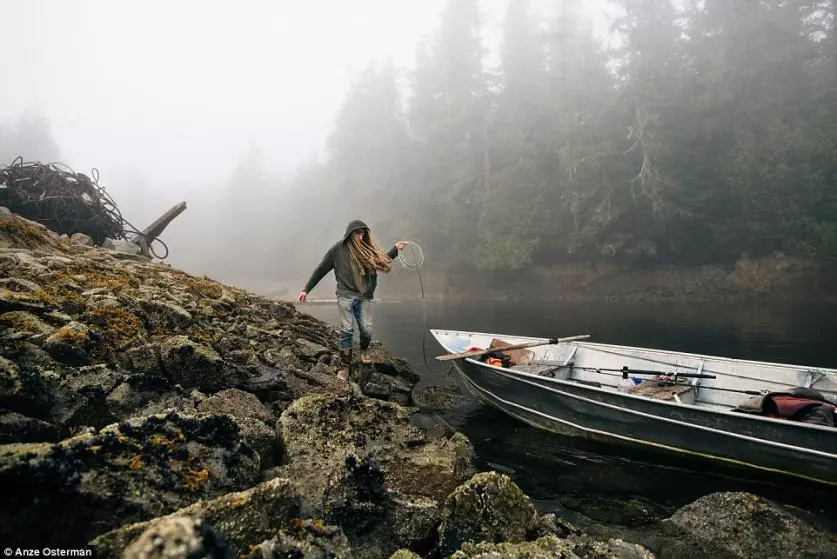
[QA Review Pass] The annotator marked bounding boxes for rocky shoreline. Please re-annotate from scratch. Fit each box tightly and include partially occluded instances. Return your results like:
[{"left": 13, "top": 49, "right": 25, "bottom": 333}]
[{"left": 2, "top": 207, "right": 835, "bottom": 558}]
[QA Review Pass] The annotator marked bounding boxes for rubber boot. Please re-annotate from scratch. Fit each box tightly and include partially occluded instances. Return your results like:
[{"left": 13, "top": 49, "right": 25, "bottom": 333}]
[
  {"left": 338, "top": 348, "right": 352, "bottom": 381},
  {"left": 359, "top": 336, "right": 372, "bottom": 364}
]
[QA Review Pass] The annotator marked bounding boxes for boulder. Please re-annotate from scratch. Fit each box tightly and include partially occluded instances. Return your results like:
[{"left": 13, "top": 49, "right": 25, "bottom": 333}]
[
  {"left": 159, "top": 335, "right": 239, "bottom": 392},
  {"left": 242, "top": 520, "right": 353, "bottom": 558},
  {"left": 413, "top": 383, "right": 469, "bottom": 411},
  {"left": 0, "top": 410, "right": 60, "bottom": 443},
  {"left": 451, "top": 534, "right": 655, "bottom": 558},
  {"left": 43, "top": 321, "right": 97, "bottom": 365},
  {"left": 70, "top": 233, "right": 95, "bottom": 247},
  {"left": 437, "top": 472, "right": 539, "bottom": 557},
  {"left": 352, "top": 343, "right": 421, "bottom": 406},
  {"left": 275, "top": 393, "right": 475, "bottom": 517},
  {"left": 196, "top": 388, "right": 275, "bottom": 425},
  {"left": 121, "top": 517, "right": 234, "bottom": 559},
  {"left": 0, "top": 410, "right": 260, "bottom": 549},
  {"left": 91, "top": 477, "right": 300, "bottom": 558},
  {"left": 665, "top": 492, "right": 837, "bottom": 559}
]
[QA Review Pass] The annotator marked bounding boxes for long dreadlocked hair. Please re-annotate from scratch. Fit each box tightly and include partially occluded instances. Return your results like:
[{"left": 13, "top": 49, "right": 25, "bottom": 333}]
[{"left": 348, "top": 230, "right": 393, "bottom": 275}]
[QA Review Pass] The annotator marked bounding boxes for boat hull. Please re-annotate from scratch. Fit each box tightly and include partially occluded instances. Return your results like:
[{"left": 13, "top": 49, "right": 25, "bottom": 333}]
[{"left": 454, "top": 358, "right": 837, "bottom": 487}]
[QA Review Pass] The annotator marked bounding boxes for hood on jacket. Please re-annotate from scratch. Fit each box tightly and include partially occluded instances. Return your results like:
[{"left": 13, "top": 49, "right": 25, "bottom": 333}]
[{"left": 343, "top": 220, "right": 369, "bottom": 243}]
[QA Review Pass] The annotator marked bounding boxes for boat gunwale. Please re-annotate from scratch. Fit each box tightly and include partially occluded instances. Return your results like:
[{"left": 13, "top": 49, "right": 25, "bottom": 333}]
[
  {"left": 430, "top": 328, "right": 837, "bottom": 375},
  {"left": 430, "top": 329, "right": 837, "bottom": 436}
]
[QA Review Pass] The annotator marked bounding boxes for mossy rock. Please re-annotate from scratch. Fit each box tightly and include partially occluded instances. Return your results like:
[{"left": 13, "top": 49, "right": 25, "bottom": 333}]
[{"left": 437, "top": 471, "right": 539, "bottom": 557}]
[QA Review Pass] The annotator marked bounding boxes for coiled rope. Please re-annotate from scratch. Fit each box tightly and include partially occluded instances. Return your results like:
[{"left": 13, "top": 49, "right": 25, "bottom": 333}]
[
  {"left": 397, "top": 240, "right": 424, "bottom": 271},
  {"left": 396, "top": 241, "right": 455, "bottom": 379}
]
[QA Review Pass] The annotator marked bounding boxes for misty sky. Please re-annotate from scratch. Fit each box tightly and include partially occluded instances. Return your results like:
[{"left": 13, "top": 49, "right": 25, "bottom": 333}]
[{"left": 2, "top": 0, "right": 615, "bottom": 190}]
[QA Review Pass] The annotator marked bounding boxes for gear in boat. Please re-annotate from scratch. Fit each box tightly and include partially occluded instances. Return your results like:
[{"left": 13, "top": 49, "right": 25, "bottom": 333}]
[{"left": 467, "top": 337, "right": 837, "bottom": 428}]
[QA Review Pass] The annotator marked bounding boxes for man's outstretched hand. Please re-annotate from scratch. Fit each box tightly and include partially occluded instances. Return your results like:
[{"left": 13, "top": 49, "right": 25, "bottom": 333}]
[
  {"left": 297, "top": 291, "right": 308, "bottom": 303},
  {"left": 395, "top": 241, "right": 407, "bottom": 250}
]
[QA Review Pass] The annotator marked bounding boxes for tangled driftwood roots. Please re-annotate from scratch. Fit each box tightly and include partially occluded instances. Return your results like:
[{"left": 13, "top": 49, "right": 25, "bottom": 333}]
[
  {"left": 0, "top": 158, "right": 126, "bottom": 245},
  {"left": 0, "top": 158, "right": 183, "bottom": 259}
]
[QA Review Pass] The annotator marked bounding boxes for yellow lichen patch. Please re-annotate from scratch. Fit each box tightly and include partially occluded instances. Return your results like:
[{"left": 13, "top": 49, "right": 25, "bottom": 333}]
[
  {"left": 0, "top": 311, "right": 53, "bottom": 335},
  {"left": 52, "top": 269, "right": 136, "bottom": 291},
  {"left": 182, "top": 465, "right": 211, "bottom": 491},
  {"left": 150, "top": 434, "right": 175, "bottom": 450},
  {"left": 52, "top": 324, "right": 89, "bottom": 344},
  {"left": 187, "top": 328, "right": 217, "bottom": 346},
  {"left": 176, "top": 272, "right": 224, "bottom": 300},
  {"left": 128, "top": 455, "right": 143, "bottom": 471},
  {"left": 30, "top": 289, "right": 58, "bottom": 308},
  {"left": 0, "top": 215, "right": 59, "bottom": 248},
  {"left": 88, "top": 445, "right": 102, "bottom": 455},
  {"left": 84, "top": 305, "right": 145, "bottom": 350}
]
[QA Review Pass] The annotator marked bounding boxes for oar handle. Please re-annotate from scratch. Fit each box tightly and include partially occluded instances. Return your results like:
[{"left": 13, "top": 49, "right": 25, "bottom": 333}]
[{"left": 435, "top": 334, "right": 590, "bottom": 361}]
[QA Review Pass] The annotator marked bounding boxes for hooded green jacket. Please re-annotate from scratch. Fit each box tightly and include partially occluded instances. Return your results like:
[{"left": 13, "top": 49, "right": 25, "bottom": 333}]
[{"left": 303, "top": 220, "right": 398, "bottom": 300}]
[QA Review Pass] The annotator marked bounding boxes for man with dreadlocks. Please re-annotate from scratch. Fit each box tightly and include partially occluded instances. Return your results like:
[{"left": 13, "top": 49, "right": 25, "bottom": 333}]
[{"left": 299, "top": 220, "right": 407, "bottom": 381}]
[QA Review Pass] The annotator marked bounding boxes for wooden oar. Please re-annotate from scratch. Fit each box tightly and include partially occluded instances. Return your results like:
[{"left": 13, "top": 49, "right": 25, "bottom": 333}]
[{"left": 435, "top": 335, "right": 591, "bottom": 361}]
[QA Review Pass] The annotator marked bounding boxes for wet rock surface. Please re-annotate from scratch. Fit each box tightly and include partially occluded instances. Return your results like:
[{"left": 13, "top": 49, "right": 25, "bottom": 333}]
[
  {"left": 664, "top": 492, "right": 837, "bottom": 558},
  {"left": 0, "top": 410, "right": 260, "bottom": 548},
  {"left": 437, "top": 472, "right": 540, "bottom": 556},
  {"left": 2, "top": 208, "right": 834, "bottom": 558}
]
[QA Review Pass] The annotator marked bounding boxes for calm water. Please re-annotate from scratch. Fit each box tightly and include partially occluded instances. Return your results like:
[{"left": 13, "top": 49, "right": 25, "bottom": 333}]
[{"left": 299, "top": 299, "right": 837, "bottom": 527}]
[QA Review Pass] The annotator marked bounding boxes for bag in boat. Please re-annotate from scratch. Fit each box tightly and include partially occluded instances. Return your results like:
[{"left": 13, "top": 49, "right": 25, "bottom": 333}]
[
  {"left": 734, "top": 387, "right": 836, "bottom": 427},
  {"left": 479, "top": 351, "right": 513, "bottom": 368}
]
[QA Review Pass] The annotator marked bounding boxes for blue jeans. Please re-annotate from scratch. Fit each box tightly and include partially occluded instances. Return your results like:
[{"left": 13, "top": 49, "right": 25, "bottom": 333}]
[{"left": 338, "top": 296, "right": 372, "bottom": 350}]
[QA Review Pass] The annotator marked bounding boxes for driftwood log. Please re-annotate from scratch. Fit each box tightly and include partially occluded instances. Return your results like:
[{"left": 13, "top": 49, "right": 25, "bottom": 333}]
[{"left": 130, "top": 201, "right": 187, "bottom": 258}]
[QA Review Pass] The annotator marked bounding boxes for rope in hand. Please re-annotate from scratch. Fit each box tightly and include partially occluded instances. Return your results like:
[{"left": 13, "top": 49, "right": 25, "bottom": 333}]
[{"left": 396, "top": 241, "right": 455, "bottom": 379}]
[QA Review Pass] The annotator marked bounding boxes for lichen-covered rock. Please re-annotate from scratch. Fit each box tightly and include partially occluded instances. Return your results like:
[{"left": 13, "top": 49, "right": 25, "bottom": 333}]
[
  {"left": 451, "top": 533, "right": 655, "bottom": 559},
  {"left": 70, "top": 233, "right": 95, "bottom": 247},
  {"left": 352, "top": 342, "right": 420, "bottom": 405},
  {"left": 0, "top": 410, "right": 260, "bottom": 549},
  {"left": 138, "top": 299, "right": 193, "bottom": 330},
  {"left": 243, "top": 519, "right": 354, "bottom": 558},
  {"left": 389, "top": 551, "right": 421, "bottom": 559},
  {"left": 105, "top": 375, "right": 197, "bottom": 421},
  {"left": 408, "top": 412, "right": 456, "bottom": 440},
  {"left": 451, "top": 534, "right": 578, "bottom": 558},
  {"left": 437, "top": 472, "right": 539, "bottom": 557},
  {"left": 0, "top": 410, "right": 60, "bottom": 443},
  {"left": 234, "top": 417, "right": 278, "bottom": 470},
  {"left": 0, "top": 349, "right": 52, "bottom": 419},
  {"left": 47, "top": 364, "right": 123, "bottom": 430},
  {"left": 196, "top": 387, "right": 275, "bottom": 425},
  {"left": 121, "top": 517, "right": 234, "bottom": 559},
  {"left": 126, "top": 344, "right": 162, "bottom": 376},
  {"left": 159, "top": 335, "right": 238, "bottom": 392},
  {"left": 413, "top": 383, "right": 469, "bottom": 411},
  {"left": 275, "top": 393, "right": 475, "bottom": 518},
  {"left": 665, "top": 492, "right": 837, "bottom": 559},
  {"left": 0, "top": 310, "right": 56, "bottom": 341},
  {"left": 91, "top": 477, "right": 300, "bottom": 558},
  {"left": 324, "top": 454, "right": 390, "bottom": 536},
  {"left": 43, "top": 321, "right": 96, "bottom": 365}
]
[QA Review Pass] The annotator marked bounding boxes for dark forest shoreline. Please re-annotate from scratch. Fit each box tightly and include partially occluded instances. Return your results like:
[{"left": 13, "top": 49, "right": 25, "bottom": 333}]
[{"left": 263, "top": 254, "right": 837, "bottom": 304}]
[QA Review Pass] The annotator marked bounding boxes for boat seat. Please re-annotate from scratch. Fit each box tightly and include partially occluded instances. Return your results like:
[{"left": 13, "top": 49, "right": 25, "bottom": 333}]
[
  {"left": 627, "top": 381, "right": 696, "bottom": 405},
  {"left": 489, "top": 338, "right": 536, "bottom": 365}
]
